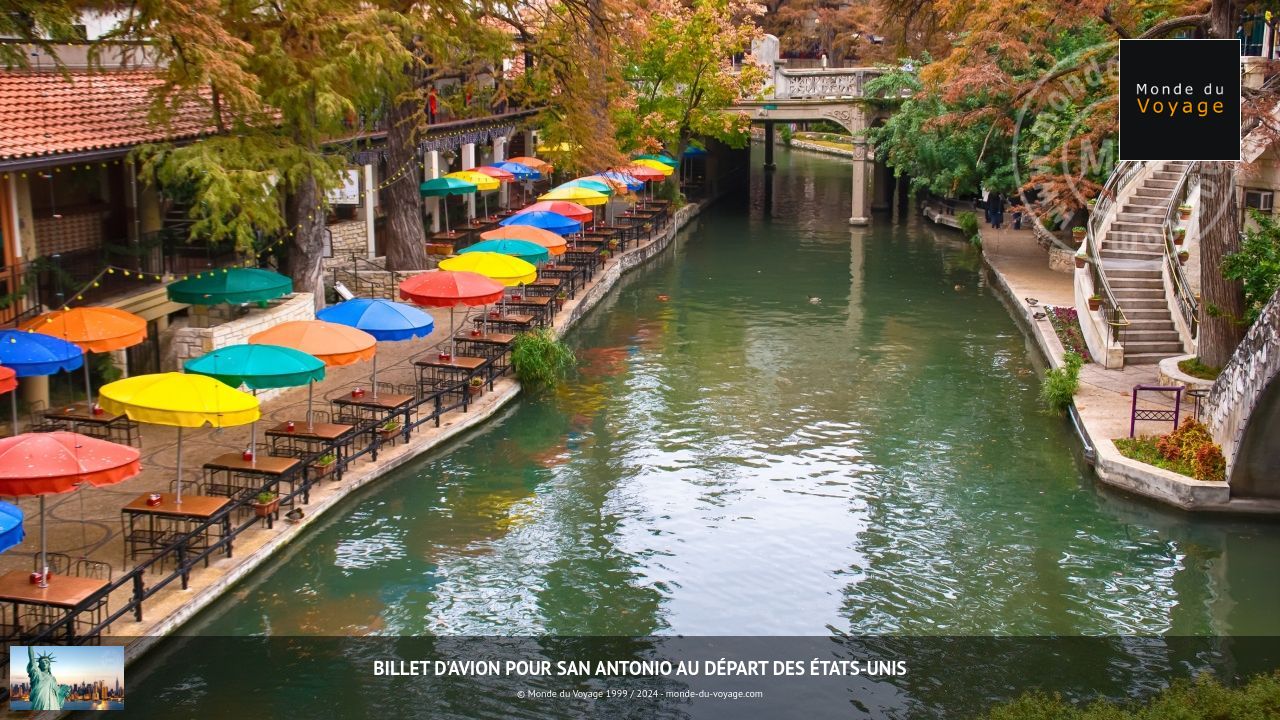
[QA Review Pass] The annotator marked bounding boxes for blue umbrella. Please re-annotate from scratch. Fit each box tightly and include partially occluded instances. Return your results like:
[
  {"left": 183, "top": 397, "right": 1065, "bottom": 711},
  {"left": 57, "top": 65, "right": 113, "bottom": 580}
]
[
  {"left": 317, "top": 299, "right": 435, "bottom": 398},
  {"left": 0, "top": 330, "right": 85, "bottom": 435},
  {"left": 602, "top": 171, "right": 645, "bottom": 191},
  {"left": 460, "top": 239, "right": 551, "bottom": 265},
  {"left": 493, "top": 161, "right": 541, "bottom": 181},
  {"left": 682, "top": 145, "right": 707, "bottom": 157},
  {"left": 500, "top": 211, "right": 583, "bottom": 236},
  {"left": 0, "top": 501, "right": 24, "bottom": 554}
]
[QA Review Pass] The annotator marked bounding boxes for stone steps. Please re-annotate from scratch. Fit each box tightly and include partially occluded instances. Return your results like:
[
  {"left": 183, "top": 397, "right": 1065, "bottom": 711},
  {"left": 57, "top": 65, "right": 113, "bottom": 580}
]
[{"left": 1101, "top": 248, "right": 1163, "bottom": 262}]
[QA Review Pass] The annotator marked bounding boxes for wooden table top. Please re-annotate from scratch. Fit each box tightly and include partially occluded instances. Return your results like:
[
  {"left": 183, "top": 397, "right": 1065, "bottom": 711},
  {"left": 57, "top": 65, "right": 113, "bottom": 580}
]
[
  {"left": 582, "top": 229, "right": 618, "bottom": 238},
  {"left": 265, "top": 421, "right": 354, "bottom": 441},
  {"left": 331, "top": 393, "right": 415, "bottom": 410},
  {"left": 203, "top": 452, "right": 301, "bottom": 475},
  {"left": 43, "top": 402, "right": 123, "bottom": 424},
  {"left": 530, "top": 278, "right": 562, "bottom": 287},
  {"left": 455, "top": 331, "right": 515, "bottom": 345},
  {"left": 539, "top": 265, "right": 579, "bottom": 274},
  {"left": 121, "top": 492, "right": 230, "bottom": 520},
  {"left": 0, "top": 570, "right": 109, "bottom": 609},
  {"left": 415, "top": 354, "right": 488, "bottom": 371},
  {"left": 429, "top": 230, "right": 467, "bottom": 242},
  {"left": 473, "top": 313, "right": 534, "bottom": 324},
  {"left": 505, "top": 295, "right": 552, "bottom": 306}
]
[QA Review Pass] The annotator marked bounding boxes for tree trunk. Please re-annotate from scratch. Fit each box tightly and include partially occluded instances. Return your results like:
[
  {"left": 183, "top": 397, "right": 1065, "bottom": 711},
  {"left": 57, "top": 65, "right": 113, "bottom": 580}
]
[
  {"left": 382, "top": 90, "right": 428, "bottom": 271},
  {"left": 1197, "top": 161, "right": 1247, "bottom": 367},
  {"left": 286, "top": 174, "right": 327, "bottom": 312},
  {"left": 1207, "top": 0, "right": 1239, "bottom": 40}
]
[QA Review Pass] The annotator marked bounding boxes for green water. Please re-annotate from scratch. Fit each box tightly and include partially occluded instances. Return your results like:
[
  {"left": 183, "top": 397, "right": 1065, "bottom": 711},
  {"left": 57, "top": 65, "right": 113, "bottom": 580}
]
[
  {"left": 192, "top": 150, "right": 1280, "bottom": 637},
  {"left": 124, "top": 150, "right": 1280, "bottom": 717}
]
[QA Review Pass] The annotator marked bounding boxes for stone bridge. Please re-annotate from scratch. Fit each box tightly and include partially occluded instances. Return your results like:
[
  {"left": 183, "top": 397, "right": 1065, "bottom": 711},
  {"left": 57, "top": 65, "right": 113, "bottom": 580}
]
[
  {"left": 732, "top": 39, "right": 899, "bottom": 224},
  {"left": 1205, "top": 287, "right": 1280, "bottom": 498}
]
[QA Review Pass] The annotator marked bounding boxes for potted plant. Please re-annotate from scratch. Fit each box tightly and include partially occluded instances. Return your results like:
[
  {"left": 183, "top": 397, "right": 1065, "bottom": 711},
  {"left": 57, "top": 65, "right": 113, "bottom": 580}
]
[
  {"left": 468, "top": 376, "right": 485, "bottom": 397},
  {"left": 599, "top": 250, "right": 612, "bottom": 260},
  {"left": 1071, "top": 226, "right": 1086, "bottom": 241},
  {"left": 251, "top": 491, "right": 279, "bottom": 519},
  {"left": 1088, "top": 294, "right": 1102, "bottom": 311},
  {"left": 1178, "top": 204, "right": 1192, "bottom": 220},
  {"left": 608, "top": 239, "right": 620, "bottom": 250},
  {"left": 376, "top": 419, "right": 401, "bottom": 440},
  {"left": 1177, "top": 249, "right": 1190, "bottom": 264},
  {"left": 311, "top": 451, "right": 337, "bottom": 478},
  {"left": 1086, "top": 198, "right": 1097, "bottom": 209},
  {"left": 1173, "top": 227, "right": 1186, "bottom": 245},
  {"left": 556, "top": 290, "right": 568, "bottom": 302},
  {"left": 1074, "top": 252, "right": 1088, "bottom": 269}
]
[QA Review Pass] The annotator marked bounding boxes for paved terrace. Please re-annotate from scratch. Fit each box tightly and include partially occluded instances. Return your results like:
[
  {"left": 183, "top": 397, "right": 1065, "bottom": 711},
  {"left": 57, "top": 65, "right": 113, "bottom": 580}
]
[{"left": 0, "top": 204, "right": 694, "bottom": 661}]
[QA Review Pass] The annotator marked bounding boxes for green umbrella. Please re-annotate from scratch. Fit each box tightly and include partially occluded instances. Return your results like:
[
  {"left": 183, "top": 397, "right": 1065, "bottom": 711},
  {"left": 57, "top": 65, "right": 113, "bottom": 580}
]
[
  {"left": 420, "top": 177, "right": 478, "bottom": 234},
  {"left": 459, "top": 239, "right": 550, "bottom": 265},
  {"left": 184, "top": 343, "right": 326, "bottom": 463},
  {"left": 167, "top": 268, "right": 293, "bottom": 306},
  {"left": 634, "top": 153, "right": 678, "bottom": 167}
]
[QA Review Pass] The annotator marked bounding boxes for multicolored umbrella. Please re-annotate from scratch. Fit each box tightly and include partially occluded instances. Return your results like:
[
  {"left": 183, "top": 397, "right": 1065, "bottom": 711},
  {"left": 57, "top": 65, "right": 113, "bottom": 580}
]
[
  {"left": 249, "top": 320, "right": 377, "bottom": 426},
  {"left": 445, "top": 171, "right": 501, "bottom": 218},
  {"left": 99, "top": 372, "right": 258, "bottom": 503},
  {"left": 616, "top": 164, "right": 666, "bottom": 182},
  {"left": 399, "top": 271, "right": 505, "bottom": 355},
  {"left": 460, "top": 239, "right": 550, "bottom": 265},
  {"left": 481, "top": 226, "right": 568, "bottom": 256},
  {"left": 514, "top": 201, "right": 593, "bottom": 224},
  {"left": 419, "top": 176, "right": 478, "bottom": 234},
  {"left": 23, "top": 306, "right": 148, "bottom": 407},
  {"left": 634, "top": 153, "right": 678, "bottom": 167},
  {"left": 473, "top": 166, "right": 517, "bottom": 182},
  {"left": 0, "top": 431, "right": 141, "bottom": 583},
  {"left": 537, "top": 187, "right": 608, "bottom": 207},
  {"left": 493, "top": 162, "right": 541, "bottom": 181},
  {"left": 633, "top": 158, "right": 675, "bottom": 176},
  {"left": 556, "top": 179, "right": 614, "bottom": 196},
  {"left": 167, "top": 268, "right": 293, "bottom": 306},
  {"left": 602, "top": 170, "right": 645, "bottom": 191},
  {"left": 0, "top": 500, "right": 23, "bottom": 554},
  {"left": 500, "top": 210, "right": 583, "bottom": 236},
  {"left": 507, "top": 157, "right": 552, "bottom": 173},
  {"left": 317, "top": 299, "right": 435, "bottom": 399}
]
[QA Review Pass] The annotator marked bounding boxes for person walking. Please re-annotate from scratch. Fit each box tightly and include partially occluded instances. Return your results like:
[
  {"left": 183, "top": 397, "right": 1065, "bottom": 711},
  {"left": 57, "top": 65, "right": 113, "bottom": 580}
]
[
  {"left": 427, "top": 85, "right": 438, "bottom": 125},
  {"left": 982, "top": 188, "right": 992, "bottom": 225},
  {"left": 990, "top": 192, "right": 1005, "bottom": 230}
]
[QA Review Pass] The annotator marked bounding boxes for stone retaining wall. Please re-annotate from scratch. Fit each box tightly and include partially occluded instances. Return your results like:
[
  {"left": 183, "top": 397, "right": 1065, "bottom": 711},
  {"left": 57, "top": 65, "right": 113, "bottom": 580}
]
[
  {"left": 1205, "top": 288, "right": 1280, "bottom": 479},
  {"left": 322, "top": 220, "right": 368, "bottom": 269}
]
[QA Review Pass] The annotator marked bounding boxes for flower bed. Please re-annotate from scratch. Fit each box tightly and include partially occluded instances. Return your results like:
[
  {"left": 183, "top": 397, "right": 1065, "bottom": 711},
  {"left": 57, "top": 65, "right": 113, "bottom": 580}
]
[
  {"left": 1114, "top": 419, "right": 1226, "bottom": 482},
  {"left": 1045, "top": 305, "right": 1092, "bottom": 362}
]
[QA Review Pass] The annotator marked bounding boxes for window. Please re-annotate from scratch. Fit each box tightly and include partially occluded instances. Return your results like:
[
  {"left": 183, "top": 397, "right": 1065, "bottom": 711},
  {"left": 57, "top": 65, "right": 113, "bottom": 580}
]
[{"left": 1244, "top": 188, "right": 1274, "bottom": 213}]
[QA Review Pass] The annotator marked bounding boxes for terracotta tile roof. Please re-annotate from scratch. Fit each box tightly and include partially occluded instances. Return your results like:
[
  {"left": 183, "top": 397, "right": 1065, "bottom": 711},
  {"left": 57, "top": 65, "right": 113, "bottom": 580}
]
[{"left": 0, "top": 69, "right": 216, "bottom": 162}]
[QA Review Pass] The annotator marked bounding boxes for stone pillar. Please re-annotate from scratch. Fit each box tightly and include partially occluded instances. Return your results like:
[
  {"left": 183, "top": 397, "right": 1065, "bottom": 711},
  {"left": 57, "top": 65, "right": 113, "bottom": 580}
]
[
  {"left": 849, "top": 146, "right": 871, "bottom": 225},
  {"left": 763, "top": 122, "right": 776, "bottom": 171},
  {"left": 362, "top": 163, "right": 376, "bottom": 258},
  {"left": 462, "top": 142, "right": 476, "bottom": 218},
  {"left": 493, "top": 136, "right": 509, "bottom": 209},
  {"left": 426, "top": 151, "right": 441, "bottom": 233}
]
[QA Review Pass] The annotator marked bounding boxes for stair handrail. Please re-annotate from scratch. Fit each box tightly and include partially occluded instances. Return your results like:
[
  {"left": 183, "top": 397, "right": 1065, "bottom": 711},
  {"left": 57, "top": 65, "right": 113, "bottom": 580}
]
[
  {"left": 1161, "top": 164, "right": 1200, "bottom": 339},
  {"left": 1085, "top": 161, "right": 1141, "bottom": 344}
]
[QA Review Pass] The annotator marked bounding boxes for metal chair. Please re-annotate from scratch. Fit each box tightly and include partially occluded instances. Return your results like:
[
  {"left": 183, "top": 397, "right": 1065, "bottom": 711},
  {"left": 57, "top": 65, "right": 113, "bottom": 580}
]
[
  {"left": 32, "top": 551, "right": 72, "bottom": 576},
  {"left": 71, "top": 559, "right": 113, "bottom": 637}
]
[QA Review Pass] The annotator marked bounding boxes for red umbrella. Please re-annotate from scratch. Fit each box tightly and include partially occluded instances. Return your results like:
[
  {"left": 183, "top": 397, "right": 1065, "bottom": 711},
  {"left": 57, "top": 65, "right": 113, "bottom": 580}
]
[
  {"left": 0, "top": 432, "right": 141, "bottom": 586},
  {"left": 513, "top": 201, "right": 593, "bottom": 224},
  {"left": 399, "top": 271, "right": 504, "bottom": 354},
  {"left": 0, "top": 365, "right": 16, "bottom": 438},
  {"left": 473, "top": 166, "right": 516, "bottom": 182}
]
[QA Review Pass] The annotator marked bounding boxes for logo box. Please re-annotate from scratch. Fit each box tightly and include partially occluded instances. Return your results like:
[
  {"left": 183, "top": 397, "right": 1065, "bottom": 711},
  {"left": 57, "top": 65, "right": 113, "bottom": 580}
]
[{"left": 1119, "top": 38, "right": 1241, "bottom": 161}]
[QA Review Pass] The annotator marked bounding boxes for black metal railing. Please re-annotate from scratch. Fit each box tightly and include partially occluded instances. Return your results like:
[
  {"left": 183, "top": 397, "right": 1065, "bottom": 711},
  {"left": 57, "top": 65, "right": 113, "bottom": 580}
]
[{"left": 1085, "top": 160, "right": 1140, "bottom": 345}]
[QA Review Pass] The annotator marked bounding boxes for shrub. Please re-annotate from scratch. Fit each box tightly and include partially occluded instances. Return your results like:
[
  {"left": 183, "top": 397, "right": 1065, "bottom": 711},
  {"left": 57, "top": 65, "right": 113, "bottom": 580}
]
[
  {"left": 982, "top": 672, "right": 1280, "bottom": 719},
  {"left": 1177, "top": 357, "right": 1221, "bottom": 380},
  {"left": 1046, "top": 306, "right": 1092, "bottom": 361},
  {"left": 511, "top": 328, "right": 575, "bottom": 392},
  {"left": 1222, "top": 208, "right": 1280, "bottom": 324},
  {"left": 1040, "top": 350, "right": 1083, "bottom": 413},
  {"left": 957, "top": 211, "right": 981, "bottom": 244},
  {"left": 1117, "top": 419, "right": 1226, "bottom": 482},
  {"left": 779, "top": 124, "right": 793, "bottom": 146}
]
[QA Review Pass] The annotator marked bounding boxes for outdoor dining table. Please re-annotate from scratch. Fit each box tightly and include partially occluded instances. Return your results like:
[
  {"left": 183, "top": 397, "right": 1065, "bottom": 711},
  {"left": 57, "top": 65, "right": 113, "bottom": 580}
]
[
  {"left": 471, "top": 312, "right": 535, "bottom": 334},
  {"left": 265, "top": 421, "right": 356, "bottom": 481},
  {"left": 562, "top": 249, "right": 603, "bottom": 278},
  {"left": 502, "top": 294, "right": 555, "bottom": 326},
  {"left": 429, "top": 229, "right": 472, "bottom": 248},
  {"left": 330, "top": 393, "right": 415, "bottom": 445},
  {"left": 453, "top": 331, "right": 515, "bottom": 375},
  {"left": 415, "top": 355, "right": 491, "bottom": 411},
  {"left": 0, "top": 570, "right": 110, "bottom": 641},
  {"left": 202, "top": 453, "right": 303, "bottom": 504},
  {"left": 526, "top": 277, "right": 563, "bottom": 298},
  {"left": 539, "top": 265, "right": 582, "bottom": 297},
  {"left": 39, "top": 402, "right": 139, "bottom": 446},
  {"left": 121, "top": 492, "right": 233, "bottom": 566}
]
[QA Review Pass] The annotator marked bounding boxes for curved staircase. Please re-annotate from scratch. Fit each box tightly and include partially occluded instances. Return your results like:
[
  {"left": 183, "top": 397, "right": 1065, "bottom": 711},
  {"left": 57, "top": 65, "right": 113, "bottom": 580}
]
[{"left": 1097, "top": 161, "right": 1189, "bottom": 364}]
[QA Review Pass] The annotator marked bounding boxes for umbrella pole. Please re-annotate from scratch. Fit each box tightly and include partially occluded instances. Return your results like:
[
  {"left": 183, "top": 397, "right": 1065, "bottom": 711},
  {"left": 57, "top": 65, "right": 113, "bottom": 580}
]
[
  {"left": 11, "top": 392, "right": 18, "bottom": 437},
  {"left": 175, "top": 427, "right": 184, "bottom": 506},
  {"left": 450, "top": 308, "right": 456, "bottom": 357},
  {"left": 444, "top": 200, "right": 451, "bottom": 235},
  {"left": 83, "top": 356, "right": 93, "bottom": 407},
  {"left": 371, "top": 355, "right": 379, "bottom": 400},
  {"left": 483, "top": 193, "right": 489, "bottom": 219},
  {"left": 38, "top": 495, "right": 47, "bottom": 587},
  {"left": 307, "top": 381, "right": 315, "bottom": 431},
  {"left": 250, "top": 390, "right": 257, "bottom": 468}
]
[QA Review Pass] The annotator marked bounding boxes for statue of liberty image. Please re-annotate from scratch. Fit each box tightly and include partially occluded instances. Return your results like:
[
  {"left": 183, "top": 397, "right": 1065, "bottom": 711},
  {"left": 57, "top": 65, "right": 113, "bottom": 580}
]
[{"left": 26, "top": 646, "right": 71, "bottom": 710}]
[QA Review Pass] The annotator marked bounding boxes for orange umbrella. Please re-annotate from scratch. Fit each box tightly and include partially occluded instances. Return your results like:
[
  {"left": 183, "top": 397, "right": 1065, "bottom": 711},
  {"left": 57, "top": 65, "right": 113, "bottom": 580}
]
[
  {"left": 249, "top": 320, "right": 376, "bottom": 427},
  {"left": 507, "top": 156, "right": 552, "bottom": 173},
  {"left": 22, "top": 306, "right": 147, "bottom": 406},
  {"left": 481, "top": 226, "right": 567, "bottom": 256}
]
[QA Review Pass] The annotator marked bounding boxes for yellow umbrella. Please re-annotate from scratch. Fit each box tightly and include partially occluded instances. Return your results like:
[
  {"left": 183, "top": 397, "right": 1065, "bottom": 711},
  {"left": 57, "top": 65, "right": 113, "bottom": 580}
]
[
  {"left": 444, "top": 171, "right": 500, "bottom": 191},
  {"left": 538, "top": 186, "right": 608, "bottom": 206},
  {"left": 99, "top": 372, "right": 260, "bottom": 502},
  {"left": 633, "top": 158, "right": 674, "bottom": 176},
  {"left": 438, "top": 252, "right": 537, "bottom": 286}
]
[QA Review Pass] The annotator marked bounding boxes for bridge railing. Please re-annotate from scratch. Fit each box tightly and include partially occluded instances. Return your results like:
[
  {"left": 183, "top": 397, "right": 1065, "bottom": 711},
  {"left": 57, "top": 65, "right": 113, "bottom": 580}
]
[{"left": 770, "top": 67, "right": 884, "bottom": 100}]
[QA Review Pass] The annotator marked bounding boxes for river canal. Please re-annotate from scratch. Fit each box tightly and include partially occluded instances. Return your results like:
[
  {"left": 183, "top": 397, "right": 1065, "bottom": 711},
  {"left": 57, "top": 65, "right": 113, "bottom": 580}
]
[{"left": 125, "top": 149, "right": 1280, "bottom": 718}]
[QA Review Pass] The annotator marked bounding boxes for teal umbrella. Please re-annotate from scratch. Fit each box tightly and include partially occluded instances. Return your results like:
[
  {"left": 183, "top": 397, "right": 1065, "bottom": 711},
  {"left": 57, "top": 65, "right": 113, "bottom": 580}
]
[
  {"left": 634, "top": 153, "right": 678, "bottom": 167},
  {"left": 420, "top": 177, "right": 478, "bottom": 234},
  {"left": 167, "top": 268, "right": 292, "bottom": 306},
  {"left": 557, "top": 179, "right": 613, "bottom": 196},
  {"left": 184, "top": 343, "right": 326, "bottom": 457},
  {"left": 459, "top": 239, "right": 550, "bottom": 265}
]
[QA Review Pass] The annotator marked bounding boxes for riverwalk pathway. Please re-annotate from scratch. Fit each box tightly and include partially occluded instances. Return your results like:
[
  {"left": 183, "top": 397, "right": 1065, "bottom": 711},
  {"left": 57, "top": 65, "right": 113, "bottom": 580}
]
[{"left": 0, "top": 202, "right": 699, "bottom": 659}]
